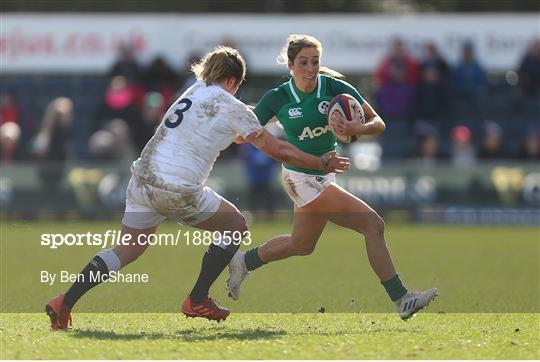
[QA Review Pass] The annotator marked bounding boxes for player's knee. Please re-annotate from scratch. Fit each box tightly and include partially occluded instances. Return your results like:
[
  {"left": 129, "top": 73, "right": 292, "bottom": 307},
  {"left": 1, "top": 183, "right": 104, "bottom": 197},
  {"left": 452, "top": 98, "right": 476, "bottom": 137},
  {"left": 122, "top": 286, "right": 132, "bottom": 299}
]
[
  {"left": 293, "top": 242, "right": 316, "bottom": 256},
  {"left": 231, "top": 213, "right": 248, "bottom": 234},
  {"left": 232, "top": 222, "right": 248, "bottom": 250},
  {"left": 359, "top": 213, "right": 385, "bottom": 238},
  {"left": 239, "top": 217, "right": 248, "bottom": 234}
]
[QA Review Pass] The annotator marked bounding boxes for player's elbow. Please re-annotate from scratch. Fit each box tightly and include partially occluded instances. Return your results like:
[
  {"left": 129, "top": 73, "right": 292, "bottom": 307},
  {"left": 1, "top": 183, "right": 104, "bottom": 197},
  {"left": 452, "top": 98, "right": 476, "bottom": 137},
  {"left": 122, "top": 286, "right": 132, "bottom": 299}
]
[
  {"left": 371, "top": 117, "right": 386, "bottom": 135},
  {"left": 378, "top": 120, "right": 386, "bottom": 133}
]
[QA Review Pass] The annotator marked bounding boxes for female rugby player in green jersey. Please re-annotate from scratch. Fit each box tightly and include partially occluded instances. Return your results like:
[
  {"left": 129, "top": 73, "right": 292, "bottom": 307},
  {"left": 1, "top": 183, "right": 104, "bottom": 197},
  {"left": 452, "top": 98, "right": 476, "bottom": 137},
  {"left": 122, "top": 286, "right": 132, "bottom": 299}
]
[{"left": 228, "top": 34, "right": 437, "bottom": 320}]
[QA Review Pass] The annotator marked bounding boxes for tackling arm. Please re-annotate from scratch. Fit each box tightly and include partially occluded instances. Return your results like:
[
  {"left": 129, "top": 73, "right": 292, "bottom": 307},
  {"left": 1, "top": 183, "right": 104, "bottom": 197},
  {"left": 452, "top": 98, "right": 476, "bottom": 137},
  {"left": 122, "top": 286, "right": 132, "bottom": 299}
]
[{"left": 245, "top": 129, "right": 350, "bottom": 173}]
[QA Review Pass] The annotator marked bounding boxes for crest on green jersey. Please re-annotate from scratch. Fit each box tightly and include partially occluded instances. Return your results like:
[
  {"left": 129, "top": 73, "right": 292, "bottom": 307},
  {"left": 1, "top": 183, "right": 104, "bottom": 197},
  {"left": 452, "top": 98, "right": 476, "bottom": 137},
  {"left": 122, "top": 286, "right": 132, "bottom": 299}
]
[{"left": 318, "top": 101, "right": 329, "bottom": 115}]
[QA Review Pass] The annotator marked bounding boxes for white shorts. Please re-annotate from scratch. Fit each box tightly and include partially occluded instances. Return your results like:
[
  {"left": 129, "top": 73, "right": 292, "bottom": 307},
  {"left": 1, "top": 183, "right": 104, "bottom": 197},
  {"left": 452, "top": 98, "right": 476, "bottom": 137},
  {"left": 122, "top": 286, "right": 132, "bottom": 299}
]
[
  {"left": 122, "top": 176, "right": 222, "bottom": 229},
  {"left": 281, "top": 166, "right": 335, "bottom": 208}
]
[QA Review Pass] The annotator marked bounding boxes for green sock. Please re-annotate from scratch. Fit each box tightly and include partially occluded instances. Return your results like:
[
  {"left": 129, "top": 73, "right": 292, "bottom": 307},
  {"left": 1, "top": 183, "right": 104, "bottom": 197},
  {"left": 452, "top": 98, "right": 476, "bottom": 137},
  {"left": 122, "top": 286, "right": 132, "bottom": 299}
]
[
  {"left": 381, "top": 274, "right": 408, "bottom": 302},
  {"left": 244, "top": 247, "right": 265, "bottom": 271}
]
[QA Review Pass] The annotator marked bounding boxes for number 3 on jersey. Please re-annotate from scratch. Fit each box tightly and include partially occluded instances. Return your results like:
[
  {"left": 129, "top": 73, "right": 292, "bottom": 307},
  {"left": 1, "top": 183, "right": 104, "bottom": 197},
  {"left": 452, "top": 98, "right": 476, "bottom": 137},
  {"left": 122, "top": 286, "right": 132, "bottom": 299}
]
[{"left": 165, "top": 98, "right": 192, "bottom": 128}]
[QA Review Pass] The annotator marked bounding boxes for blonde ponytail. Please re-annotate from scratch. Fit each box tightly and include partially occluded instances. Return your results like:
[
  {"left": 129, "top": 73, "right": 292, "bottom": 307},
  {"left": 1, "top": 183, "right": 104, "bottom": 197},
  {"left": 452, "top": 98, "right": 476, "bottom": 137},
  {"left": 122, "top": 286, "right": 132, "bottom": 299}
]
[{"left": 319, "top": 66, "right": 345, "bottom": 80}]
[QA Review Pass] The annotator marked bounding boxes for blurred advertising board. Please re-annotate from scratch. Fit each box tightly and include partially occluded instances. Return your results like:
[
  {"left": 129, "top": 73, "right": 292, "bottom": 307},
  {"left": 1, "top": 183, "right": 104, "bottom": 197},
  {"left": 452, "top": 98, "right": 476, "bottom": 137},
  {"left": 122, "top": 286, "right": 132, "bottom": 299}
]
[
  {"left": 1, "top": 161, "right": 539, "bottom": 216},
  {"left": 1, "top": 14, "right": 538, "bottom": 73}
]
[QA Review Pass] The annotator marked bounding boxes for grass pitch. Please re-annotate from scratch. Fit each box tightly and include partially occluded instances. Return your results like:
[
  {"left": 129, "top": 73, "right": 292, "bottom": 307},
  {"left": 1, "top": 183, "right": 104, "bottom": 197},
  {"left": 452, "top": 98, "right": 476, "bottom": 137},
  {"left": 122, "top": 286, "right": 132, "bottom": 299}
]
[
  {"left": 1, "top": 220, "right": 539, "bottom": 359},
  {"left": 2, "top": 313, "right": 538, "bottom": 359}
]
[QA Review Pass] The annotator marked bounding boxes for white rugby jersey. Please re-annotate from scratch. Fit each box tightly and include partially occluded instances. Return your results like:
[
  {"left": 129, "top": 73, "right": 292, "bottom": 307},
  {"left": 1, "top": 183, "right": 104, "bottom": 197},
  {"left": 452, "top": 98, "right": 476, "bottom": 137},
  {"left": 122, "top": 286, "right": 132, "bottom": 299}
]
[{"left": 132, "top": 81, "right": 262, "bottom": 190}]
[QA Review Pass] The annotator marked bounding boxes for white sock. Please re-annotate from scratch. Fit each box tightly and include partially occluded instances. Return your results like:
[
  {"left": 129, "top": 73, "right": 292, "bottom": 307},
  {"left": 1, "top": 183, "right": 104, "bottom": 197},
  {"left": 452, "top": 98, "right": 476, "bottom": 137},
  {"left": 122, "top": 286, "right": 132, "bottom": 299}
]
[{"left": 96, "top": 249, "right": 121, "bottom": 272}]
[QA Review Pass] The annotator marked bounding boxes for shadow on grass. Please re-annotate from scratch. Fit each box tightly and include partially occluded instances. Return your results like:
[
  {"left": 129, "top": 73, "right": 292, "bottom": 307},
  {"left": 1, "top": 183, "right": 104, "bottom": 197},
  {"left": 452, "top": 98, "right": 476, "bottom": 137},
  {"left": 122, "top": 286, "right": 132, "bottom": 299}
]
[
  {"left": 173, "top": 329, "right": 286, "bottom": 341},
  {"left": 71, "top": 327, "right": 286, "bottom": 341},
  {"left": 71, "top": 324, "right": 413, "bottom": 342}
]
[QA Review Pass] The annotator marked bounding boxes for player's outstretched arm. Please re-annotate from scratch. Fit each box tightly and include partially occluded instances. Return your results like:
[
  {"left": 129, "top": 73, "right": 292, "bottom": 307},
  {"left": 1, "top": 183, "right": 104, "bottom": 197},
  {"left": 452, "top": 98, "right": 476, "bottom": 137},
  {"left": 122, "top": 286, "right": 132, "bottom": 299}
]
[{"left": 246, "top": 129, "right": 351, "bottom": 173}]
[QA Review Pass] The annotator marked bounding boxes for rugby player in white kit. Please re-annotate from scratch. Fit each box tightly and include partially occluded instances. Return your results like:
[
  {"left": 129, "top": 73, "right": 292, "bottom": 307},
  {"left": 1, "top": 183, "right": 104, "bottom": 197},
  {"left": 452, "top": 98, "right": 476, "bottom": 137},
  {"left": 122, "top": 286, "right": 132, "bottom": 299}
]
[{"left": 45, "top": 46, "right": 351, "bottom": 329}]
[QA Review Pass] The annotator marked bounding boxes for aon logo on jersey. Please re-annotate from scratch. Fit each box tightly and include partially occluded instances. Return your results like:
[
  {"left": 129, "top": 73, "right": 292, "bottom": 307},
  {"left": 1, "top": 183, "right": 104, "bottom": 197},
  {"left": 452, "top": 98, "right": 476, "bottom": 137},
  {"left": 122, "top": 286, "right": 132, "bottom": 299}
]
[{"left": 298, "top": 125, "right": 330, "bottom": 140}]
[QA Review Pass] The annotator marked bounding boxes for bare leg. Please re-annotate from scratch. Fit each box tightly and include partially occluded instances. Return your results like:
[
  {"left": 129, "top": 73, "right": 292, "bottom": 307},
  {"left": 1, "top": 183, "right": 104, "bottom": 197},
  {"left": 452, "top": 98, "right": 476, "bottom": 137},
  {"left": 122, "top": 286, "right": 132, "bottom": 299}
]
[
  {"left": 229, "top": 195, "right": 326, "bottom": 300},
  {"left": 258, "top": 205, "right": 327, "bottom": 262},
  {"left": 112, "top": 224, "right": 157, "bottom": 267},
  {"left": 313, "top": 184, "right": 397, "bottom": 281}
]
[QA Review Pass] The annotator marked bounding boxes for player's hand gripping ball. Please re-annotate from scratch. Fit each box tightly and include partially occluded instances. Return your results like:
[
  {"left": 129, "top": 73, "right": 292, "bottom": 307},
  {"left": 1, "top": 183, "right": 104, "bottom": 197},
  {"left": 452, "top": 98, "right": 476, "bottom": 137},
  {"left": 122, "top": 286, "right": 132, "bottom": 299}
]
[{"left": 327, "top": 94, "right": 365, "bottom": 143}]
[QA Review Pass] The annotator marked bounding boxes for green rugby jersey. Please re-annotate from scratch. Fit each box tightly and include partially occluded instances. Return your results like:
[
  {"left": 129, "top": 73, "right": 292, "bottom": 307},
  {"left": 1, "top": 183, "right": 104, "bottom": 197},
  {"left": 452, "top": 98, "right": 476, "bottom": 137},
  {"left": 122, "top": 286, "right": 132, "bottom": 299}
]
[{"left": 253, "top": 74, "right": 365, "bottom": 175}]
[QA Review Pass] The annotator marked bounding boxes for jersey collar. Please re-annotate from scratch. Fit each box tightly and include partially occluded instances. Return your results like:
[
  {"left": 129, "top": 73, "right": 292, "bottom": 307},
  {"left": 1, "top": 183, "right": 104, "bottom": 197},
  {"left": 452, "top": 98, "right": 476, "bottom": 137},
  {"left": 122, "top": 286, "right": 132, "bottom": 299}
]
[{"left": 288, "top": 74, "right": 322, "bottom": 104}]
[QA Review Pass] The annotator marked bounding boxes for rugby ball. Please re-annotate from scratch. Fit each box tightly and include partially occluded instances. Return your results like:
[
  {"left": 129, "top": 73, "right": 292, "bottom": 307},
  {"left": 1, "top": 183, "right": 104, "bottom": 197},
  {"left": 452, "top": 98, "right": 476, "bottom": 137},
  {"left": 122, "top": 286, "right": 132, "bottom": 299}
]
[{"left": 327, "top": 94, "right": 365, "bottom": 143}]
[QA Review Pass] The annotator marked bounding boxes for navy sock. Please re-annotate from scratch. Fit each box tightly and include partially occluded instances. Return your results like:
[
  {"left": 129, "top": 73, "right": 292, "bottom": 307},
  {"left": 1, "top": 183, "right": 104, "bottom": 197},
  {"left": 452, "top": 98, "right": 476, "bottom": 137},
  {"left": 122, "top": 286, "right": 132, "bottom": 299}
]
[
  {"left": 64, "top": 256, "right": 109, "bottom": 309},
  {"left": 190, "top": 244, "right": 234, "bottom": 303}
]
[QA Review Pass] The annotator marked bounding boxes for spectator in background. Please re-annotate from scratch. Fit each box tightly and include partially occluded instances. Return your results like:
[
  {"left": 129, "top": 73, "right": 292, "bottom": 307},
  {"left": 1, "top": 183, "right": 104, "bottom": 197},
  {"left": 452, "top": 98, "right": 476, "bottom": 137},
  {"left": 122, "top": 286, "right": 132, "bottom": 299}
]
[
  {"left": 517, "top": 38, "right": 540, "bottom": 118},
  {"left": 376, "top": 58, "right": 416, "bottom": 159},
  {"left": 518, "top": 38, "right": 540, "bottom": 97},
  {"left": 477, "top": 121, "right": 506, "bottom": 159},
  {"left": 240, "top": 142, "right": 279, "bottom": 220},
  {"left": 515, "top": 129, "right": 540, "bottom": 160},
  {"left": 109, "top": 43, "right": 146, "bottom": 110},
  {"left": 0, "top": 92, "right": 21, "bottom": 164},
  {"left": 0, "top": 92, "right": 19, "bottom": 126},
  {"left": 375, "top": 61, "right": 416, "bottom": 121},
  {"left": 32, "top": 97, "right": 73, "bottom": 193},
  {"left": 139, "top": 92, "right": 164, "bottom": 146},
  {"left": 142, "top": 56, "right": 180, "bottom": 109},
  {"left": 376, "top": 37, "right": 419, "bottom": 87},
  {"left": 109, "top": 43, "right": 141, "bottom": 84},
  {"left": 414, "top": 43, "right": 451, "bottom": 122},
  {"left": 0, "top": 122, "right": 20, "bottom": 165},
  {"left": 452, "top": 41, "right": 487, "bottom": 118},
  {"left": 93, "top": 76, "right": 145, "bottom": 153},
  {"left": 450, "top": 125, "right": 476, "bottom": 168},
  {"left": 88, "top": 118, "right": 135, "bottom": 161},
  {"left": 410, "top": 122, "right": 446, "bottom": 167},
  {"left": 420, "top": 43, "right": 450, "bottom": 79}
]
